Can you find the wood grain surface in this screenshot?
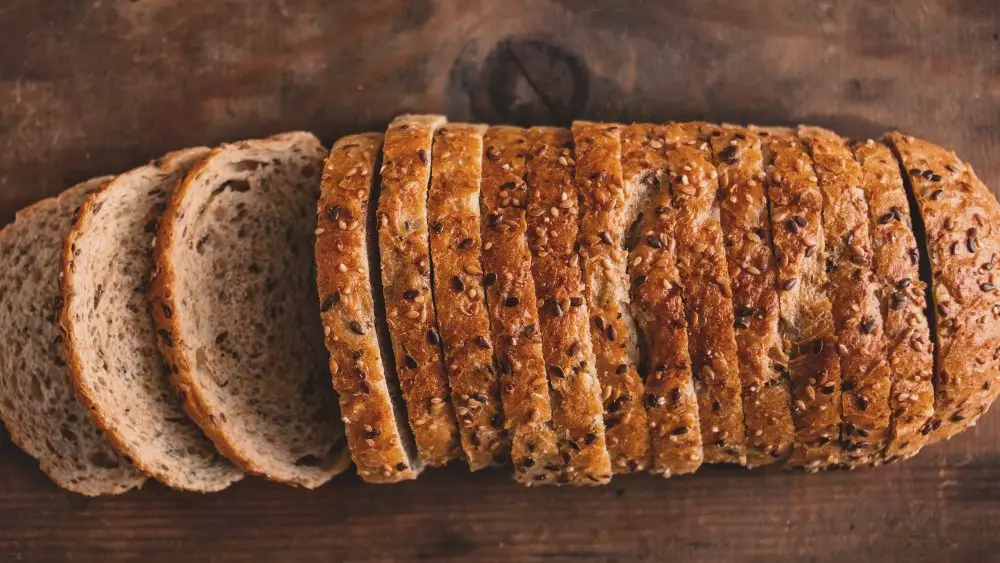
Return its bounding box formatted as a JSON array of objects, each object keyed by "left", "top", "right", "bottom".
[{"left": 1, "top": 0, "right": 999, "bottom": 561}]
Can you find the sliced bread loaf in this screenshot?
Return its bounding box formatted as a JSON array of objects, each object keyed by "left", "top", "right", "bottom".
[
  {"left": 60, "top": 149, "right": 244, "bottom": 492},
  {"left": 149, "top": 132, "right": 349, "bottom": 488},
  {"left": 0, "top": 177, "right": 147, "bottom": 496}
]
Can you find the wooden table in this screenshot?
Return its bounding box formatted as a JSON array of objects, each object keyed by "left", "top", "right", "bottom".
[{"left": 1, "top": 1, "right": 998, "bottom": 561}]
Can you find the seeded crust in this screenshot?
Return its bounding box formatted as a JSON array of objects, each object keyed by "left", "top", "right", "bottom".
[
  {"left": 572, "top": 121, "right": 651, "bottom": 473},
  {"left": 0, "top": 177, "right": 147, "bottom": 496},
  {"left": 707, "top": 126, "right": 795, "bottom": 467},
  {"left": 376, "top": 114, "right": 461, "bottom": 467},
  {"left": 149, "top": 132, "right": 349, "bottom": 488},
  {"left": 659, "top": 123, "right": 747, "bottom": 465},
  {"left": 481, "top": 126, "right": 564, "bottom": 485},
  {"left": 621, "top": 123, "right": 704, "bottom": 477},
  {"left": 317, "top": 133, "right": 421, "bottom": 483},
  {"left": 851, "top": 140, "right": 935, "bottom": 462},
  {"left": 427, "top": 124, "right": 510, "bottom": 471},
  {"left": 61, "top": 148, "right": 244, "bottom": 492},
  {"left": 524, "top": 126, "right": 611, "bottom": 485},
  {"left": 798, "top": 126, "right": 892, "bottom": 466},
  {"left": 755, "top": 127, "right": 844, "bottom": 471},
  {"left": 886, "top": 133, "right": 1000, "bottom": 442}
]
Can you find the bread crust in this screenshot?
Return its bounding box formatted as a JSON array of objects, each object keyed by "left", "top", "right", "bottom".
[
  {"left": 316, "top": 133, "right": 421, "bottom": 483},
  {"left": 621, "top": 123, "right": 704, "bottom": 476},
  {"left": 572, "top": 121, "right": 651, "bottom": 473},
  {"left": 426, "top": 123, "right": 511, "bottom": 470},
  {"left": 480, "top": 126, "right": 564, "bottom": 485},
  {"left": 376, "top": 114, "right": 461, "bottom": 467},
  {"left": 851, "top": 140, "right": 935, "bottom": 461},
  {"left": 707, "top": 126, "right": 795, "bottom": 467},
  {"left": 524, "top": 126, "right": 611, "bottom": 484},
  {"left": 756, "top": 128, "right": 843, "bottom": 471},
  {"left": 799, "top": 126, "right": 892, "bottom": 466},
  {"left": 886, "top": 133, "right": 1000, "bottom": 442}
]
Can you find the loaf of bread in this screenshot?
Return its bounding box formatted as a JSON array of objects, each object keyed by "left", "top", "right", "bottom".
[{"left": 3, "top": 119, "right": 999, "bottom": 494}]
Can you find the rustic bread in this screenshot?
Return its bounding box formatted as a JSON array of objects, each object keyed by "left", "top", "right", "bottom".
[
  {"left": 661, "top": 122, "right": 746, "bottom": 465},
  {"left": 524, "top": 126, "right": 611, "bottom": 485},
  {"left": 851, "top": 140, "right": 935, "bottom": 462},
  {"left": 886, "top": 133, "right": 1000, "bottom": 442},
  {"left": 0, "top": 177, "right": 147, "bottom": 496},
  {"left": 426, "top": 123, "right": 510, "bottom": 470},
  {"left": 799, "top": 126, "right": 892, "bottom": 467},
  {"left": 756, "top": 127, "right": 844, "bottom": 471},
  {"left": 376, "top": 114, "right": 461, "bottom": 467},
  {"left": 149, "top": 132, "right": 348, "bottom": 488},
  {"left": 707, "top": 126, "right": 795, "bottom": 467},
  {"left": 61, "top": 149, "right": 244, "bottom": 492},
  {"left": 621, "top": 123, "right": 704, "bottom": 477},
  {"left": 572, "top": 121, "right": 651, "bottom": 473},
  {"left": 480, "top": 126, "right": 564, "bottom": 485},
  {"left": 316, "top": 133, "right": 422, "bottom": 483}
]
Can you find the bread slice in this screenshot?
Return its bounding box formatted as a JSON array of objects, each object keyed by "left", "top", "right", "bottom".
[
  {"left": 0, "top": 177, "right": 147, "bottom": 496},
  {"left": 707, "top": 126, "right": 795, "bottom": 467},
  {"left": 851, "top": 140, "right": 934, "bottom": 462},
  {"left": 798, "top": 126, "right": 892, "bottom": 466},
  {"left": 572, "top": 121, "right": 651, "bottom": 473},
  {"left": 317, "top": 133, "right": 421, "bottom": 483},
  {"left": 426, "top": 123, "right": 510, "bottom": 470},
  {"left": 481, "top": 126, "right": 564, "bottom": 485},
  {"left": 524, "top": 126, "right": 611, "bottom": 484},
  {"left": 756, "top": 127, "right": 844, "bottom": 471},
  {"left": 886, "top": 132, "right": 1000, "bottom": 442},
  {"left": 661, "top": 123, "right": 746, "bottom": 465},
  {"left": 621, "top": 123, "right": 703, "bottom": 477},
  {"left": 149, "top": 132, "right": 349, "bottom": 488},
  {"left": 61, "top": 149, "right": 244, "bottom": 492},
  {"left": 376, "top": 114, "right": 461, "bottom": 467}
]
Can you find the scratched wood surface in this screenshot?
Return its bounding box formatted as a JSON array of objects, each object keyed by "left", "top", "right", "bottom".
[{"left": 1, "top": 1, "right": 999, "bottom": 561}]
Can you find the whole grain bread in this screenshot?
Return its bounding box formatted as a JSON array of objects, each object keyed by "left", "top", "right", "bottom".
[
  {"left": 524, "top": 126, "right": 611, "bottom": 484},
  {"left": 0, "top": 177, "right": 146, "bottom": 496},
  {"left": 886, "top": 133, "right": 1000, "bottom": 442},
  {"left": 572, "top": 121, "right": 651, "bottom": 473},
  {"left": 317, "top": 133, "right": 421, "bottom": 483},
  {"left": 707, "top": 126, "right": 795, "bottom": 467},
  {"left": 851, "top": 140, "right": 935, "bottom": 462},
  {"left": 376, "top": 114, "right": 461, "bottom": 467},
  {"left": 427, "top": 123, "right": 510, "bottom": 470},
  {"left": 621, "top": 123, "right": 704, "bottom": 477},
  {"left": 149, "top": 132, "right": 349, "bottom": 488},
  {"left": 61, "top": 149, "right": 244, "bottom": 492}
]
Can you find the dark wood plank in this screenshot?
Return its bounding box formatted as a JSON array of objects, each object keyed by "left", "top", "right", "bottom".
[{"left": 1, "top": 0, "right": 999, "bottom": 560}]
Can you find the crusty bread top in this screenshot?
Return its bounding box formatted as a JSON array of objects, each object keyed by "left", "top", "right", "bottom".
[
  {"left": 886, "top": 132, "right": 1000, "bottom": 442},
  {"left": 61, "top": 148, "right": 244, "bottom": 492},
  {"left": 851, "top": 140, "right": 934, "bottom": 462},
  {"left": 376, "top": 114, "right": 461, "bottom": 467},
  {"left": 572, "top": 121, "right": 651, "bottom": 473},
  {"left": 0, "top": 177, "right": 147, "bottom": 496},
  {"left": 150, "top": 132, "right": 348, "bottom": 488}
]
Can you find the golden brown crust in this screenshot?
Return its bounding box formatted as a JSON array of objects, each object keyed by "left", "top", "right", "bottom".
[
  {"left": 662, "top": 122, "right": 746, "bottom": 465},
  {"left": 756, "top": 128, "right": 843, "bottom": 471},
  {"left": 481, "top": 126, "right": 563, "bottom": 485},
  {"left": 851, "top": 140, "right": 935, "bottom": 462},
  {"left": 886, "top": 132, "right": 1000, "bottom": 442},
  {"left": 427, "top": 123, "right": 510, "bottom": 471},
  {"left": 315, "top": 133, "right": 419, "bottom": 483},
  {"left": 799, "top": 126, "right": 892, "bottom": 466},
  {"left": 376, "top": 115, "right": 461, "bottom": 467},
  {"left": 524, "top": 126, "right": 611, "bottom": 485},
  {"left": 621, "top": 123, "right": 703, "bottom": 476},
  {"left": 707, "top": 126, "right": 795, "bottom": 467},
  {"left": 572, "top": 121, "right": 651, "bottom": 473}
]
